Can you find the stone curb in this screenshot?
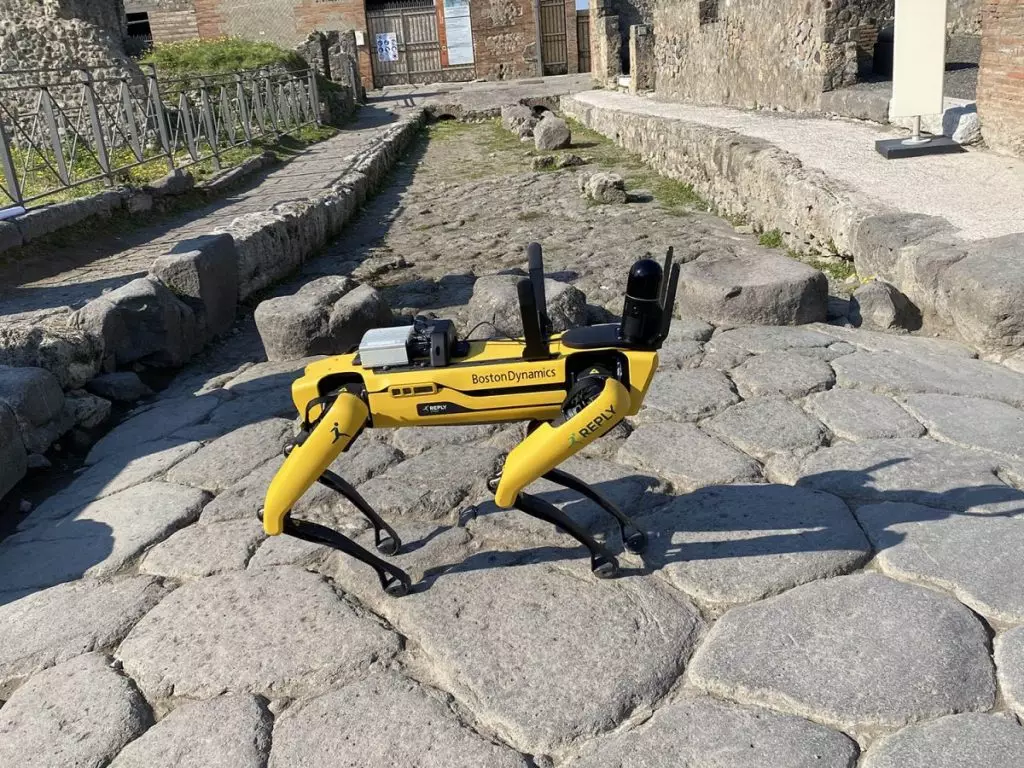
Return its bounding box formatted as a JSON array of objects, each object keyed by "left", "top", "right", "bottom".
[{"left": 561, "top": 95, "right": 1024, "bottom": 356}]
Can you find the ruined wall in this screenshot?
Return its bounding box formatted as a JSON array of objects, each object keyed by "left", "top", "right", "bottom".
[
  {"left": 652, "top": 0, "right": 891, "bottom": 112},
  {"left": 977, "top": 0, "right": 1024, "bottom": 156},
  {"left": 471, "top": 0, "right": 539, "bottom": 79},
  {"left": 125, "top": 0, "right": 199, "bottom": 42},
  {"left": 0, "top": 0, "right": 136, "bottom": 74},
  {"left": 193, "top": 0, "right": 366, "bottom": 48},
  {"left": 948, "top": 0, "right": 983, "bottom": 35}
]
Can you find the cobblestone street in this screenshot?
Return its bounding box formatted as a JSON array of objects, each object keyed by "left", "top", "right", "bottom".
[{"left": 2, "top": 117, "right": 1024, "bottom": 767}]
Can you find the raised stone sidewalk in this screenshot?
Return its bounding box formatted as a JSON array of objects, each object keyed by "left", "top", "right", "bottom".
[{"left": 563, "top": 90, "right": 1024, "bottom": 358}]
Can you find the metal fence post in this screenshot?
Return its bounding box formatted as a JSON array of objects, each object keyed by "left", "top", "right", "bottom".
[
  {"left": 145, "top": 63, "right": 176, "bottom": 173},
  {"left": 119, "top": 75, "right": 144, "bottom": 162},
  {"left": 308, "top": 68, "right": 321, "bottom": 125},
  {"left": 79, "top": 69, "right": 112, "bottom": 186},
  {"left": 38, "top": 88, "right": 71, "bottom": 186},
  {"left": 0, "top": 113, "right": 23, "bottom": 208},
  {"left": 235, "top": 73, "right": 253, "bottom": 144},
  {"left": 198, "top": 77, "right": 221, "bottom": 171},
  {"left": 250, "top": 72, "right": 268, "bottom": 137}
]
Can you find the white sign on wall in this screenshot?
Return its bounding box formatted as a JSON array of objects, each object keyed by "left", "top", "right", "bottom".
[
  {"left": 890, "top": 0, "right": 948, "bottom": 118},
  {"left": 443, "top": 0, "right": 474, "bottom": 66},
  {"left": 375, "top": 32, "right": 399, "bottom": 63}
]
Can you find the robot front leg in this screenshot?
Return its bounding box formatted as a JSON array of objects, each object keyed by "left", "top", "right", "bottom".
[
  {"left": 542, "top": 468, "right": 648, "bottom": 555},
  {"left": 261, "top": 391, "right": 412, "bottom": 597}
]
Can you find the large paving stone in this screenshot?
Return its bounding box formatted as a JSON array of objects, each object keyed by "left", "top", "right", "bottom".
[
  {"left": 677, "top": 251, "right": 827, "bottom": 326},
  {"left": 795, "top": 438, "right": 1022, "bottom": 511},
  {"left": 17, "top": 438, "right": 202, "bottom": 531},
  {"left": 640, "top": 485, "right": 869, "bottom": 612},
  {"left": 86, "top": 393, "right": 223, "bottom": 464},
  {"left": 569, "top": 693, "right": 858, "bottom": 768},
  {"left": 0, "top": 482, "right": 210, "bottom": 593},
  {"left": 140, "top": 519, "right": 266, "bottom": 580},
  {"left": 995, "top": 625, "right": 1024, "bottom": 718},
  {"left": 327, "top": 528, "right": 705, "bottom": 755},
  {"left": 802, "top": 389, "right": 925, "bottom": 441},
  {"left": 200, "top": 456, "right": 283, "bottom": 523},
  {"left": 467, "top": 274, "right": 586, "bottom": 338},
  {"left": 705, "top": 398, "right": 827, "bottom": 461},
  {"left": 640, "top": 368, "right": 740, "bottom": 422},
  {"left": 900, "top": 394, "right": 1024, "bottom": 460},
  {"left": 617, "top": 421, "right": 762, "bottom": 492},
  {"left": 269, "top": 671, "right": 529, "bottom": 768},
  {"left": 0, "top": 364, "right": 67, "bottom": 453},
  {"left": 687, "top": 573, "right": 996, "bottom": 735},
  {"left": 117, "top": 566, "right": 400, "bottom": 703},
  {"left": 712, "top": 326, "right": 837, "bottom": 354},
  {"left": 730, "top": 352, "right": 835, "bottom": 399},
  {"left": 833, "top": 351, "right": 1024, "bottom": 407},
  {"left": 0, "top": 575, "right": 172, "bottom": 697},
  {"left": 165, "top": 418, "right": 293, "bottom": 492},
  {"left": 0, "top": 653, "right": 152, "bottom": 768},
  {"left": 856, "top": 501, "right": 1024, "bottom": 625},
  {"left": 861, "top": 713, "right": 1024, "bottom": 768},
  {"left": 390, "top": 423, "right": 498, "bottom": 456},
  {"left": 108, "top": 693, "right": 272, "bottom": 768},
  {"left": 810, "top": 324, "right": 976, "bottom": 359},
  {"left": 358, "top": 443, "right": 504, "bottom": 522}
]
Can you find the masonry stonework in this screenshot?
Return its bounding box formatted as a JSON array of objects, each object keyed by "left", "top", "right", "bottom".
[
  {"left": 977, "top": 0, "right": 1024, "bottom": 156},
  {"left": 0, "top": 0, "right": 136, "bottom": 75},
  {"left": 471, "top": 0, "right": 539, "bottom": 79},
  {"left": 651, "top": 0, "right": 893, "bottom": 112}
]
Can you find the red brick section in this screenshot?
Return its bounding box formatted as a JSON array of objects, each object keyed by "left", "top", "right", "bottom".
[
  {"left": 977, "top": 0, "right": 1024, "bottom": 155},
  {"left": 471, "top": 0, "right": 540, "bottom": 79},
  {"left": 192, "top": 0, "right": 224, "bottom": 38},
  {"left": 294, "top": 0, "right": 372, "bottom": 89}
]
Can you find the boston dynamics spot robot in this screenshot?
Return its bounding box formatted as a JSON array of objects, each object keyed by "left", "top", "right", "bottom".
[{"left": 259, "top": 243, "right": 680, "bottom": 596}]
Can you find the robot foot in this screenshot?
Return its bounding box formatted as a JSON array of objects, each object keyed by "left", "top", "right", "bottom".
[
  {"left": 283, "top": 516, "right": 412, "bottom": 597},
  {"left": 542, "top": 468, "right": 648, "bottom": 555},
  {"left": 512, "top": 490, "right": 620, "bottom": 579}
]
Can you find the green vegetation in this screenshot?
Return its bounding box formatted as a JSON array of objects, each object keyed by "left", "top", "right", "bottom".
[
  {"left": 1, "top": 124, "right": 337, "bottom": 209},
  {"left": 759, "top": 229, "right": 785, "bottom": 248},
  {"left": 141, "top": 37, "right": 306, "bottom": 79},
  {"left": 806, "top": 255, "right": 857, "bottom": 283}
]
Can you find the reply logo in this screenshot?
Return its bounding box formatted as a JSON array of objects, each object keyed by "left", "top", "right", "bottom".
[{"left": 471, "top": 368, "right": 558, "bottom": 385}]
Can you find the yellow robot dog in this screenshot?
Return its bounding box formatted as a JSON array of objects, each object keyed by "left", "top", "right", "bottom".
[{"left": 260, "top": 243, "right": 680, "bottom": 596}]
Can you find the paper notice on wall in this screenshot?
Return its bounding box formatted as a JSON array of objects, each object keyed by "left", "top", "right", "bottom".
[
  {"left": 443, "top": 0, "right": 474, "bottom": 66},
  {"left": 375, "top": 32, "right": 399, "bottom": 63},
  {"left": 889, "top": 0, "right": 947, "bottom": 118}
]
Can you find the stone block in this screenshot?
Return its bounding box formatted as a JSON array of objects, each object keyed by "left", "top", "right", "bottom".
[
  {"left": 0, "top": 403, "right": 27, "bottom": 500},
  {"left": 255, "top": 277, "right": 390, "bottom": 362},
  {"left": 942, "top": 103, "right": 982, "bottom": 144},
  {"left": 68, "top": 276, "right": 201, "bottom": 368},
  {"left": 534, "top": 114, "right": 571, "bottom": 150},
  {"left": 501, "top": 103, "right": 537, "bottom": 137},
  {"left": 467, "top": 274, "right": 586, "bottom": 338},
  {"left": 0, "top": 653, "right": 152, "bottom": 768},
  {"left": 862, "top": 713, "right": 1024, "bottom": 768},
  {"left": 151, "top": 233, "right": 239, "bottom": 341},
  {"left": 677, "top": 252, "right": 828, "bottom": 326},
  {"left": 116, "top": 567, "right": 400, "bottom": 704},
  {"left": 850, "top": 280, "right": 919, "bottom": 331},
  {"left": 0, "top": 220, "right": 23, "bottom": 253},
  {"left": 802, "top": 389, "right": 924, "bottom": 441},
  {"left": 85, "top": 371, "right": 153, "bottom": 402},
  {"left": 63, "top": 390, "right": 111, "bottom": 429},
  {"left": 730, "top": 352, "right": 835, "bottom": 399},
  {"left": 688, "top": 573, "right": 995, "bottom": 735},
  {"left": 0, "top": 308, "right": 104, "bottom": 389},
  {"left": 579, "top": 171, "right": 627, "bottom": 203},
  {"left": 145, "top": 169, "right": 194, "bottom": 197}
]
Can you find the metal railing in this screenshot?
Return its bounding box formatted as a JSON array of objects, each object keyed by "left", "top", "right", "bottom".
[{"left": 0, "top": 64, "right": 321, "bottom": 210}]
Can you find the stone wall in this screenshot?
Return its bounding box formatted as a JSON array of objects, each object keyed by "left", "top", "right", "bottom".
[
  {"left": 977, "top": 0, "right": 1024, "bottom": 156},
  {"left": 948, "top": 0, "right": 984, "bottom": 35},
  {"left": 471, "top": 0, "right": 540, "bottom": 79},
  {"left": 0, "top": 0, "right": 136, "bottom": 76},
  {"left": 125, "top": 0, "right": 199, "bottom": 42},
  {"left": 651, "top": 0, "right": 891, "bottom": 112}
]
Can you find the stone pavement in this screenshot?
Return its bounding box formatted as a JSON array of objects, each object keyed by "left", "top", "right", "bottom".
[
  {"left": 570, "top": 90, "right": 1024, "bottom": 243},
  {"left": 0, "top": 105, "right": 406, "bottom": 318},
  {"left": 2, "top": 117, "right": 1024, "bottom": 767}
]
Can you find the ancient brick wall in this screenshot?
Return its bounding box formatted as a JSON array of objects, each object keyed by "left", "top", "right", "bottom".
[
  {"left": 471, "top": 0, "right": 539, "bottom": 79},
  {"left": 977, "top": 0, "right": 1024, "bottom": 155},
  {"left": 651, "top": 0, "right": 892, "bottom": 112},
  {"left": 125, "top": 0, "right": 199, "bottom": 42}
]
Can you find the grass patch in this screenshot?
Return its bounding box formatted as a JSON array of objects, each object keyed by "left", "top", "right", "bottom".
[
  {"left": 806, "top": 255, "right": 857, "bottom": 282},
  {"left": 428, "top": 119, "right": 477, "bottom": 142},
  {"left": 758, "top": 229, "right": 785, "bottom": 248},
  {"left": 142, "top": 37, "right": 306, "bottom": 79}
]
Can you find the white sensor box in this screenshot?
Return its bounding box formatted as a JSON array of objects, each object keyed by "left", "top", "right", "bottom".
[{"left": 358, "top": 326, "right": 414, "bottom": 368}]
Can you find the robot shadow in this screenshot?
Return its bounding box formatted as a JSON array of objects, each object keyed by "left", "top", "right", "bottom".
[{"left": 411, "top": 460, "right": 1024, "bottom": 593}]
